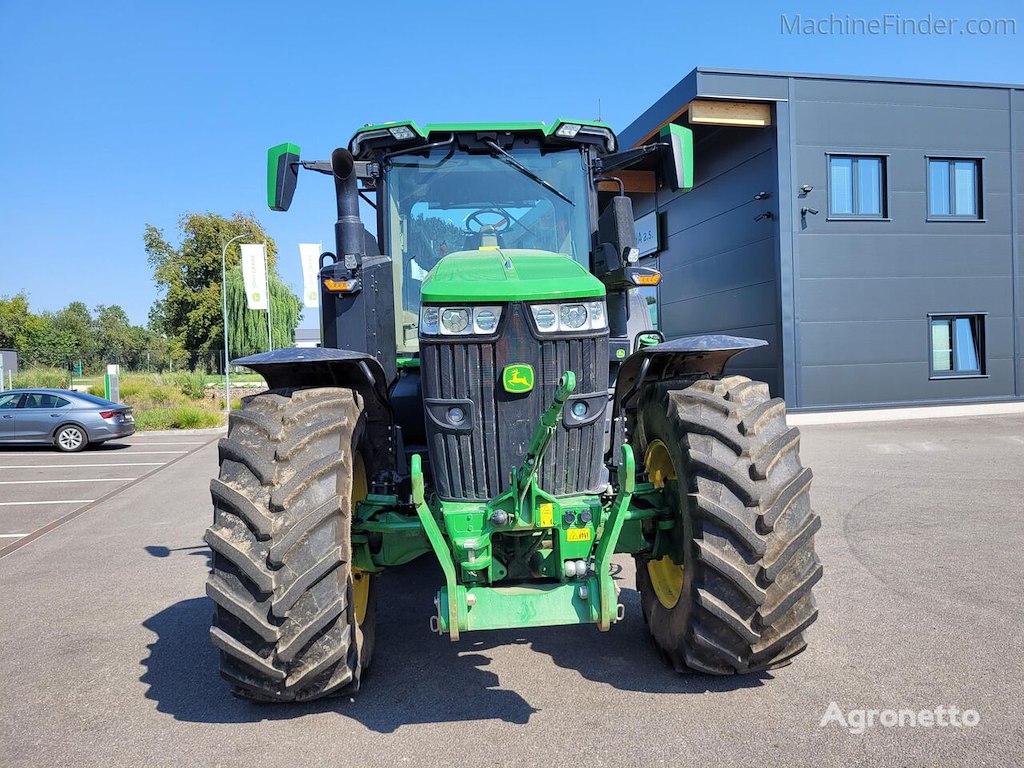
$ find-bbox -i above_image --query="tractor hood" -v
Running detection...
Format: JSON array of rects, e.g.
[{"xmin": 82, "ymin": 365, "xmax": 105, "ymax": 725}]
[{"xmin": 420, "ymin": 250, "xmax": 605, "ymax": 304}]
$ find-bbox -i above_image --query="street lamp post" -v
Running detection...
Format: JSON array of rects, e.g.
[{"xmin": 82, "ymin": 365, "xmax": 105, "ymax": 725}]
[{"xmin": 221, "ymin": 232, "xmax": 254, "ymax": 422}]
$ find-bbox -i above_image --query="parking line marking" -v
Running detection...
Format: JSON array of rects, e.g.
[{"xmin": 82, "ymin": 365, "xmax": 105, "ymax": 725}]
[
  {"xmin": 126, "ymin": 443, "xmax": 205, "ymax": 446},
  {"xmin": 0, "ymin": 478, "xmax": 134, "ymax": 485},
  {"xmin": 0, "ymin": 534, "xmax": 28, "ymax": 538},
  {"xmin": 126, "ymin": 440, "xmax": 207, "ymax": 444},
  {"xmin": 114, "ymin": 450, "xmax": 189, "ymax": 454},
  {"xmin": 0, "ymin": 435, "xmax": 220, "ymax": 560},
  {"xmin": 0, "ymin": 462, "xmax": 165, "ymax": 469},
  {"xmin": 0, "ymin": 500, "xmax": 95, "ymax": 506}
]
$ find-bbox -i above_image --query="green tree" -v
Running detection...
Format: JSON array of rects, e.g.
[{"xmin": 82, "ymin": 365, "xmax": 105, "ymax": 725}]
[
  {"xmin": 93, "ymin": 304, "xmax": 154, "ymax": 369},
  {"xmin": 2, "ymin": 294, "xmax": 158, "ymax": 371},
  {"xmin": 144, "ymin": 212, "xmax": 298, "ymax": 367},
  {"xmin": 225, "ymin": 267, "xmax": 302, "ymax": 357},
  {"xmin": 0, "ymin": 293, "xmax": 34, "ymax": 349}
]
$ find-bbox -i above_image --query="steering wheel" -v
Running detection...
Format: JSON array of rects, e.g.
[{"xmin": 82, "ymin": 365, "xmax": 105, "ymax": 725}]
[{"xmin": 465, "ymin": 208, "xmax": 512, "ymax": 235}]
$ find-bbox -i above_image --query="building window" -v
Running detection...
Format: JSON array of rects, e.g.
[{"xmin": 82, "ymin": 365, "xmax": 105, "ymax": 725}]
[
  {"xmin": 929, "ymin": 314, "xmax": 985, "ymax": 377},
  {"xmin": 928, "ymin": 158, "xmax": 981, "ymax": 218},
  {"xmin": 828, "ymin": 155, "xmax": 885, "ymax": 217}
]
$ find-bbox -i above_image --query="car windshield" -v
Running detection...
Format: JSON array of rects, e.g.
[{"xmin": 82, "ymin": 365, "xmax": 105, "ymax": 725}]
[{"xmin": 385, "ymin": 146, "xmax": 591, "ymax": 352}]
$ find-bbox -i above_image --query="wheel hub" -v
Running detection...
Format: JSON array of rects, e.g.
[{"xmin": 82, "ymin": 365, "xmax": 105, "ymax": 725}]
[{"xmin": 644, "ymin": 440, "xmax": 684, "ymax": 609}]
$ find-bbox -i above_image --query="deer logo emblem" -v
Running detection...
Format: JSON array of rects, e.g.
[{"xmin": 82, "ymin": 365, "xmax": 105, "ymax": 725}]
[{"xmin": 502, "ymin": 364, "xmax": 535, "ymax": 393}]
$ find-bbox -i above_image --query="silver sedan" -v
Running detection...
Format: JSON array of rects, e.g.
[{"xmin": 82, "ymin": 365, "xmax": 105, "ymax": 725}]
[{"xmin": 0, "ymin": 389, "xmax": 135, "ymax": 452}]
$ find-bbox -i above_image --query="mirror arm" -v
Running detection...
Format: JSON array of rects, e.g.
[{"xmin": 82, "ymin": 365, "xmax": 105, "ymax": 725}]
[
  {"xmin": 300, "ymin": 160, "xmax": 334, "ymax": 175},
  {"xmin": 301, "ymin": 160, "xmax": 379, "ymax": 179},
  {"xmin": 595, "ymin": 143, "xmax": 666, "ymax": 175}
]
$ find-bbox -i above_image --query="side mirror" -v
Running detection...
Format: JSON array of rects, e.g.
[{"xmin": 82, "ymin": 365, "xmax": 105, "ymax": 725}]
[
  {"xmin": 659, "ymin": 124, "xmax": 693, "ymax": 192},
  {"xmin": 267, "ymin": 143, "xmax": 301, "ymax": 211},
  {"xmin": 594, "ymin": 196, "xmax": 639, "ymax": 277}
]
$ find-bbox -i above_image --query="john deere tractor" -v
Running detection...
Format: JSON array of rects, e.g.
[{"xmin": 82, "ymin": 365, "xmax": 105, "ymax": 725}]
[{"xmin": 205, "ymin": 120, "xmax": 821, "ymax": 700}]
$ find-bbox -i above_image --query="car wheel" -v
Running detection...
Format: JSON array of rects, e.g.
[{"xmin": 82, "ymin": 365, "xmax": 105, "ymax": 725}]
[{"xmin": 55, "ymin": 425, "xmax": 88, "ymax": 453}]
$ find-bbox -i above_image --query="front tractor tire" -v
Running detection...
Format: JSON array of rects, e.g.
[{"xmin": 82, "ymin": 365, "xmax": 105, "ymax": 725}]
[
  {"xmin": 204, "ymin": 387, "xmax": 377, "ymax": 701},
  {"xmin": 634, "ymin": 376, "xmax": 822, "ymax": 674}
]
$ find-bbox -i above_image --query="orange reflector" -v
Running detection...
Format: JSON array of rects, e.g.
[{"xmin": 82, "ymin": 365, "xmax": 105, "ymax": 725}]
[
  {"xmin": 634, "ymin": 273, "xmax": 661, "ymax": 286},
  {"xmin": 323, "ymin": 278, "xmax": 355, "ymax": 292}
]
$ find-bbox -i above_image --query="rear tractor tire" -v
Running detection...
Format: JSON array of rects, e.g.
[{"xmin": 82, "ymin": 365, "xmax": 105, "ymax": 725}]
[
  {"xmin": 204, "ymin": 386, "xmax": 378, "ymax": 701},
  {"xmin": 634, "ymin": 375, "xmax": 822, "ymax": 674}
]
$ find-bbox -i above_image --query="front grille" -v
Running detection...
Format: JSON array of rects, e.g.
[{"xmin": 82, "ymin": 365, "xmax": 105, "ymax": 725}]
[{"xmin": 421, "ymin": 303, "xmax": 609, "ymax": 502}]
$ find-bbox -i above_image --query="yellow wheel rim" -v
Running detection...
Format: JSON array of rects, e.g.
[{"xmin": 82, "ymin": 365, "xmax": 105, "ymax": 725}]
[
  {"xmin": 351, "ymin": 451, "xmax": 370, "ymax": 625},
  {"xmin": 645, "ymin": 440, "xmax": 684, "ymax": 610},
  {"xmin": 352, "ymin": 569, "xmax": 370, "ymax": 625}
]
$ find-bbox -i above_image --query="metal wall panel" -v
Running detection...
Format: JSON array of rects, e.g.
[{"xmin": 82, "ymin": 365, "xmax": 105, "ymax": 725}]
[
  {"xmin": 1013, "ymin": 89, "xmax": 1024, "ymax": 397},
  {"xmin": 790, "ymin": 76, "xmax": 1020, "ymax": 406},
  {"xmin": 648, "ymin": 125, "xmax": 783, "ymax": 394}
]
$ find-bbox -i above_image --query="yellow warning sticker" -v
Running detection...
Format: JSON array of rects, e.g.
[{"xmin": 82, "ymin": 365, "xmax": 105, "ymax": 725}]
[
  {"xmin": 566, "ymin": 528, "xmax": 591, "ymax": 542},
  {"xmin": 539, "ymin": 503, "xmax": 554, "ymax": 528}
]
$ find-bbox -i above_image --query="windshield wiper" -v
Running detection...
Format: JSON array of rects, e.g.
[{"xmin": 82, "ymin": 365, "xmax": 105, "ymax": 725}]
[{"xmin": 482, "ymin": 139, "xmax": 575, "ymax": 207}]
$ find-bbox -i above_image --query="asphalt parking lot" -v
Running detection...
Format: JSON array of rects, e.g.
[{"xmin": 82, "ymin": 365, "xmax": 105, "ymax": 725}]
[
  {"xmin": 0, "ymin": 433, "xmax": 218, "ymax": 557},
  {"xmin": 0, "ymin": 415, "xmax": 1021, "ymax": 767}
]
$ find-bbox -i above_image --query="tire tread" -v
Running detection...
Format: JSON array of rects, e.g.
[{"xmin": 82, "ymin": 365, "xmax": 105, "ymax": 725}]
[{"xmin": 635, "ymin": 375, "xmax": 821, "ymax": 675}]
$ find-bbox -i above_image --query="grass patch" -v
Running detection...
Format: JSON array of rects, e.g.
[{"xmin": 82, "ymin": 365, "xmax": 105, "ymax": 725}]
[
  {"xmin": 203, "ymin": 373, "xmax": 265, "ymax": 386},
  {"xmin": 81, "ymin": 372, "xmax": 231, "ymax": 431},
  {"xmin": 135, "ymin": 405, "xmax": 223, "ymax": 431},
  {"xmin": 11, "ymin": 369, "xmax": 249, "ymax": 431},
  {"xmin": 168, "ymin": 372, "xmax": 207, "ymax": 400},
  {"xmin": 11, "ymin": 367, "xmax": 72, "ymax": 389}
]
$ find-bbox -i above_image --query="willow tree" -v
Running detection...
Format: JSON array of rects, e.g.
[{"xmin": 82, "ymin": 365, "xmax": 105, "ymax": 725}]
[
  {"xmin": 145, "ymin": 212, "xmax": 291, "ymax": 366},
  {"xmin": 225, "ymin": 266, "xmax": 302, "ymax": 359}
]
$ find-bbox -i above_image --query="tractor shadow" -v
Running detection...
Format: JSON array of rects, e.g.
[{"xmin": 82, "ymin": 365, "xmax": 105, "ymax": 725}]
[{"xmin": 140, "ymin": 558, "xmax": 768, "ymax": 731}]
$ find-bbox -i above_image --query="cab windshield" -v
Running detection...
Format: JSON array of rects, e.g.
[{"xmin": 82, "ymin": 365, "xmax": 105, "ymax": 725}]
[{"xmin": 386, "ymin": 146, "xmax": 591, "ymax": 351}]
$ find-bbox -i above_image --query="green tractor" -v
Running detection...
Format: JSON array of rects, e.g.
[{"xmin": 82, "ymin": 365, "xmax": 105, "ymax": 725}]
[{"xmin": 205, "ymin": 119, "xmax": 821, "ymax": 700}]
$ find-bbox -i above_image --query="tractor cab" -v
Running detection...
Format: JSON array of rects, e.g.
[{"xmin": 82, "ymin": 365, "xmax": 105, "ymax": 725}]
[{"xmin": 351, "ymin": 122, "xmax": 612, "ymax": 354}]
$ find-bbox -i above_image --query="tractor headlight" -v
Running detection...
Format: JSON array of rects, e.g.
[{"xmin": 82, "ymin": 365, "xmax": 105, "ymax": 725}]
[
  {"xmin": 388, "ymin": 125, "xmax": 417, "ymax": 140},
  {"xmin": 560, "ymin": 304, "xmax": 588, "ymax": 329},
  {"xmin": 473, "ymin": 307, "xmax": 499, "ymax": 333},
  {"xmin": 421, "ymin": 305, "xmax": 503, "ymax": 336},
  {"xmin": 533, "ymin": 307, "xmax": 557, "ymax": 330},
  {"xmin": 531, "ymin": 300, "xmax": 608, "ymax": 333},
  {"xmin": 420, "ymin": 306, "xmax": 439, "ymax": 335},
  {"xmin": 440, "ymin": 308, "xmax": 471, "ymax": 334}
]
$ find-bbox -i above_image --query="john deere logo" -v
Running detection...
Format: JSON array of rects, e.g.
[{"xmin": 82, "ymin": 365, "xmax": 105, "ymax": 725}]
[{"xmin": 502, "ymin": 364, "xmax": 534, "ymax": 393}]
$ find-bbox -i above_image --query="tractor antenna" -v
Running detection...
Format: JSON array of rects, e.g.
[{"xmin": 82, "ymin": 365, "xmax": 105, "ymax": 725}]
[{"xmin": 597, "ymin": 97, "xmax": 602, "ymax": 122}]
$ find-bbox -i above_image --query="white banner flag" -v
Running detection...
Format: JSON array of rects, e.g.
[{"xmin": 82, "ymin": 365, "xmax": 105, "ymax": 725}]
[
  {"xmin": 240, "ymin": 243, "xmax": 269, "ymax": 311},
  {"xmin": 299, "ymin": 243, "xmax": 321, "ymax": 308}
]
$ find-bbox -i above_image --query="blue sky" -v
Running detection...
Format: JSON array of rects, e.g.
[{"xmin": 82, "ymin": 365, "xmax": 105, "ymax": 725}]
[{"xmin": 1, "ymin": 0, "xmax": 1021, "ymax": 328}]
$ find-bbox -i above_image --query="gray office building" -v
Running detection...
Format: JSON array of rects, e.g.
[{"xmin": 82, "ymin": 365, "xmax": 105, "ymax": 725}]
[{"xmin": 619, "ymin": 68, "xmax": 1023, "ymax": 409}]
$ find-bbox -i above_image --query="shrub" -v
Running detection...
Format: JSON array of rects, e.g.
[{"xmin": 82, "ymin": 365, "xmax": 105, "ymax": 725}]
[{"xmin": 169, "ymin": 371, "xmax": 207, "ymax": 400}]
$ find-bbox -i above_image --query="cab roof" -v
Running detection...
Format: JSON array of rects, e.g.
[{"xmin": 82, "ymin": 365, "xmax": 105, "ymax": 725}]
[{"xmin": 349, "ymin": 119, "xmax": 618, "ymax": 158}]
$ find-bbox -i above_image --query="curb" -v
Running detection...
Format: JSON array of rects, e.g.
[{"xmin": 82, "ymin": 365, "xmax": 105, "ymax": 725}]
[
  {"xmin": 132, "ymin": 427, "xmax": 227, "ymax": 436},
  {"xmin": 788, "ymin": 401, "xmax": 1024, "ymax": 426}
]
